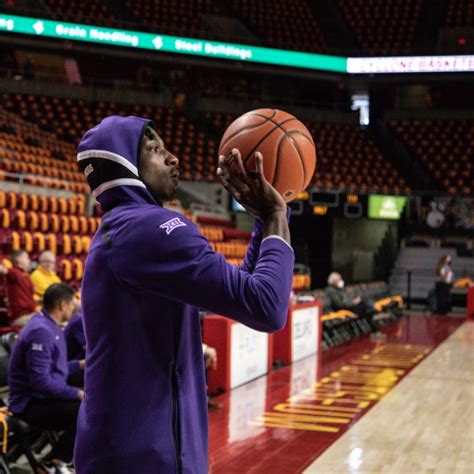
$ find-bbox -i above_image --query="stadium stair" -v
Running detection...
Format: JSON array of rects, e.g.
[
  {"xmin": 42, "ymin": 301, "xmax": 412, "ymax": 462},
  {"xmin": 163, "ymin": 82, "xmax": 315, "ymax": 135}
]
[{"xmin": 389, "ymin": 246, "xmax": 474, "ymax": 303}]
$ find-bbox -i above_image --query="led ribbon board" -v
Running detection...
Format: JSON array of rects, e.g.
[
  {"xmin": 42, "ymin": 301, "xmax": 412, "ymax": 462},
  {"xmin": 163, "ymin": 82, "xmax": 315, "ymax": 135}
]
[
  {"xmin": 0, "ymin": 14, "xmax": 346, "ymax": 73},
  {"xmin": 1, "ymin": 14, "xmax": 473, "ymax": 74},
  {"xmin": 347, "ymin": 56, "xmax": 474, "ymax": 74}
]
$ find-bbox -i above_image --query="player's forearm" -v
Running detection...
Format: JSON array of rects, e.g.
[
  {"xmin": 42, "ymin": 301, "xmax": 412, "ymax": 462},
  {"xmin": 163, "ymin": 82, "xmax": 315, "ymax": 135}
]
[
  {"xmin": 262, "ymin": 210, "xmax": 290, "ymax": 245},
  {"xmin": 240, "ymin": 219, "xmax": 264, "ymax": 273}
]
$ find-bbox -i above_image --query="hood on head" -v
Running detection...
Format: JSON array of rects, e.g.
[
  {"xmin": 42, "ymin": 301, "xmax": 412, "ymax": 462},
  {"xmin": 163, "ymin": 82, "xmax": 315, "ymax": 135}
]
[{"xmin": 77, "ymin": 115, "xmax": 159, "ymax": 212}]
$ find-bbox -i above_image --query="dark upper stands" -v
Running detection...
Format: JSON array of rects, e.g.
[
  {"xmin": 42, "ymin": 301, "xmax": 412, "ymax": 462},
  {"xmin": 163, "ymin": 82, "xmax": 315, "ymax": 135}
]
[
  {"xmin": 41, "ymin": 0, "xmax": 327, "ymax": 52},
  {"xmin": 446, "ymin": 0, "xmax": 474, "ymax": 26},
  {"xmin": 390, "ymin": 119, "xmax": 473, "ymax": 195},
  {"xmin": 230, "ymin": 0, "xmax": 326, "ymax": 52},
  {"xmin": 336, "ymin": 0, "xmax": 422, "ymax": 55},
  {"xmin": 2, "ymin": 0, "xmax": 464, "ymax": 55},
  {"xmin": 124, "ymin": 0, "xmax": 219, "ymax": 37},
  {"xmin": 42, "ymin": 0, "xmax": 120, "ymax": 28}
]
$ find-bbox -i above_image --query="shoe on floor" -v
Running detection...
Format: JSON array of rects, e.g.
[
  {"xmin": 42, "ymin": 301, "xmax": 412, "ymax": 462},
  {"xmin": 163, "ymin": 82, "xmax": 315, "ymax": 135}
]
[
  {"xmin": 208, "ymin": 400, "xmax": 221, "ymax": 410},
  {"xmin": 373, "ymin": 312, "xmax": 391, "ymax": 321},
  {"xmin": 42, "ymin": 461, "xmax": 75, "ymax": 474}
]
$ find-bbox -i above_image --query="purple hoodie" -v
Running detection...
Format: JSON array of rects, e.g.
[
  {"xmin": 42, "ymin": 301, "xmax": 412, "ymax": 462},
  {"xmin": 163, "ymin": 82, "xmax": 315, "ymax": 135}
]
[{"xmin": 74, "ymin": 116, "xmax": 294, "ymax": 474}]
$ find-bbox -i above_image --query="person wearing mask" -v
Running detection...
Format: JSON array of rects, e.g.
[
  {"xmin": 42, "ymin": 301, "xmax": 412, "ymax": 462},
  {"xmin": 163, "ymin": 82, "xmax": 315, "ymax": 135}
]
[
  {"xmin": 202, "ymin": 342, "xmax": 219, "ymax": 409},
  {"xmin": 325, "ymin": 272, "xmax": 372, "ymax": 316},
  {"xmin": 30, "ymin": 251, "xmax": 61, "ymax": 304},
  {"xmin": 8, "ymin": 284, "xmax": 84, "ymax": 474},
  {"xmin": 0, "ymin": 250, "xmax": 36, "ymax": 326},
  {"xmin": 434, "ymin": 255, "xmax": 453, "ymax": 315}
]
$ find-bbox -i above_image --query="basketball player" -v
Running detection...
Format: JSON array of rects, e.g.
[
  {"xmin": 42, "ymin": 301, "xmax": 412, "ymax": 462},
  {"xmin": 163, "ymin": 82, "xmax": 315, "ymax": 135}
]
[{"xmin": 74, "ymin": 116, "xmax": 294, "ymax": 473}]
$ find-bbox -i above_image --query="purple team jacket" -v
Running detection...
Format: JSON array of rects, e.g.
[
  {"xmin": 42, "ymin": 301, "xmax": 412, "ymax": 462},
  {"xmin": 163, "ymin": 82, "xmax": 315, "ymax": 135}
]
[
  {"xmin": 64, "ymin": 310, "xmax": 86, "ymax": 361},
  {"xmin": 8, "ymin": 310, "xmax": 81, "ymax": 414},
  {"xmin": 74, "ymin": 116, "xmax": 294, "ymax": 474}
]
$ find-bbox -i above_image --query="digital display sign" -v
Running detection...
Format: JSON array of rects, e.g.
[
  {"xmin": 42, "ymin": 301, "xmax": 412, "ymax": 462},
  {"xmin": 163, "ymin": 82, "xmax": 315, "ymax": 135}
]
[
  {"xmin": 368, "ymin": 195, "xmax": 408, "ymax": 220},
  {"xmin": 1, "ymin": 14, "xmax": 473, "ymax": 74},
  {"xmin": 347, "ymin": 55, "xmax": 474, "ymax": 74},
  {"xmin": 0, "ymin": 14, "xmax": 346, "ymax": 73}
]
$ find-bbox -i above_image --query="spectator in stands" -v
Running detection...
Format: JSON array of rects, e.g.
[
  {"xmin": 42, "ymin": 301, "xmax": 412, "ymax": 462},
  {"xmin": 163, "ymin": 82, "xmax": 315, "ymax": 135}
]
[
  {"xmin": 30, "ymin": 251, "xmax": 61, "ymax": 304},
  {"xmin": 325, "ymin": 272, "xmax": 373, "ymax": 316},
  {"xmin": 434, "ymin": 255, "xmax": 453, "ymax": 314},
  {"xmin": 74, "ymin": 116, "xmax": 293, "ymax": 474},
  {"xmin": 8, "ymin": 284, "xmax": 84, "ymax": 474},
  {"xmin": 0, "ymin": 250, "xmax": 36, "ymax": 326}
]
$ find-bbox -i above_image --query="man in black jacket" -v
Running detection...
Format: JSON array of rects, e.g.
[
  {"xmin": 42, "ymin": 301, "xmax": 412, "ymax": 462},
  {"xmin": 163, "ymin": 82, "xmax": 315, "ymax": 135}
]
[{"xmin": 325, "ymin": 272, "xmax": 372, "ymax": 316}]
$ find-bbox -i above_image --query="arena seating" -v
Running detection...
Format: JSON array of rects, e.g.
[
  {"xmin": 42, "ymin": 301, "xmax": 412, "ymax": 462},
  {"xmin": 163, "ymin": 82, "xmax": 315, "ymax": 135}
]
[
  {"xmin": 230, "ymin": 0, "xmax": 326, "ymax": 52},
  {"xmin": 446, "ymin": 0, "xmax": 474, "ymax": 26},
  {"xmin": 124, "ymin": 0, "xmax": 219, "ymax": 37},
  {"xmin": 42, "ymin": 0, "xmax": 121, "ymax": 28},
  {"xmin": 0, "ymin": 192, "xmax": 90, "ymax": 290},
  {"xmin": 390, "ymin": 119, "xmax": 473, "ymax": 195},
  {"xmin": 336, "ymin": 0, "xmax": 422, "ymax": 55},
  {"xmin": 308, "ymin": 121, "xmax": 410, "ymax": 194},
  {"xmin": 0, "ymin": 105, "xmax": 87, "ymax": 192},
  {"xmin": 1, "ymin": 94, "xmax": 221, "ymax": 183},
  {"xmin": 3, "ymin": 94, "xmax": 407, "ymax": 193},
  {"xmin": 193, "ymin": 113, "xmax": 409, "ymax": 193},
  {"xmin": 309, "ymin": 281, "xmax": 403, "ymax": 349},
  {"xmin": 0, "ymin": 188, "xmax": 311, "ymax": 309}
]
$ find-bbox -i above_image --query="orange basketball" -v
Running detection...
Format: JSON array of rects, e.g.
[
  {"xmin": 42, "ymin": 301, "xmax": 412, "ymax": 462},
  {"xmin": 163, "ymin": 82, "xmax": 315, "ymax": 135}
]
[{"xmin": 218, "ymin": 108, "xmax": 317, "ymax": 203}]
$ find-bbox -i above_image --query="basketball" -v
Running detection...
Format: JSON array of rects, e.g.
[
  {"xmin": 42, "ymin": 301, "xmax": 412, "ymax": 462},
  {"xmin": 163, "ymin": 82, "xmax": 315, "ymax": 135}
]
[{"xmin": 218, "ymin": 109, "xmax": 317, "ymax": 202}]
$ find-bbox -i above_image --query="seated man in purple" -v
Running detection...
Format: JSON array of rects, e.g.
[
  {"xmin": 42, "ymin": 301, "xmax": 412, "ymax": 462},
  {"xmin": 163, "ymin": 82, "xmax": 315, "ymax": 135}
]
[
  {"xmin": 64, "ymin": 309, "xmax": 86, "ymax": 362},
  {"xmin": 64, "ymin": 309, "xmax": 86, "ymax": 388},
  {"xmin": 8, "ymin": 284, "xmax": 84, "ymax": 474},
  {"xmin": 75, "ymin": 116, "xmax": 294, "ymax": 474}
]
